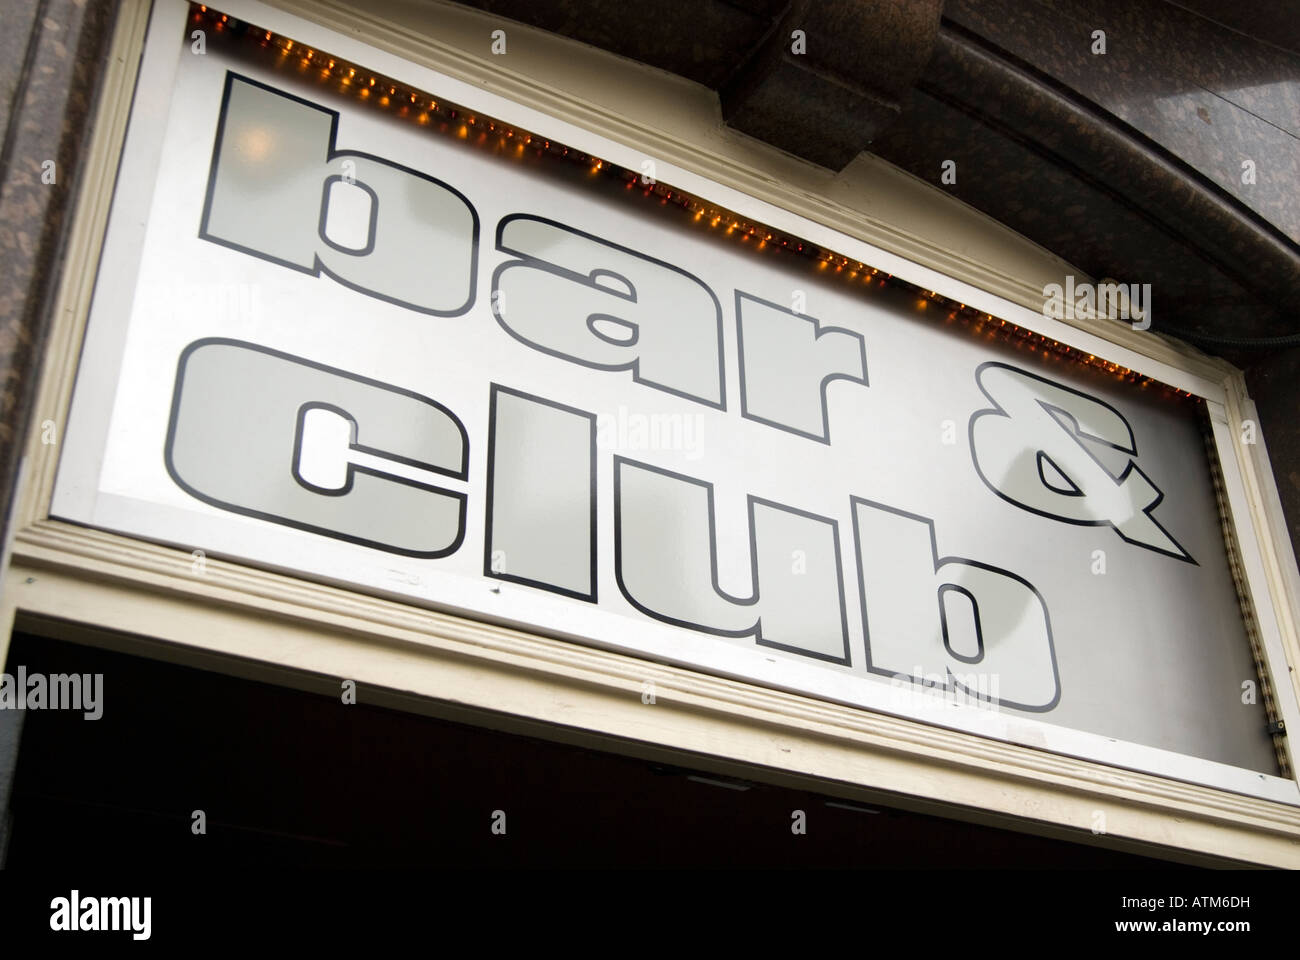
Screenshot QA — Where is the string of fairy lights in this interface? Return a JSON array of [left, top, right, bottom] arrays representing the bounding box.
[[192, 4, 1195, 401]]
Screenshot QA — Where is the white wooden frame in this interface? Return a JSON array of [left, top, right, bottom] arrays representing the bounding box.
[[4, 0, 1300, 866]]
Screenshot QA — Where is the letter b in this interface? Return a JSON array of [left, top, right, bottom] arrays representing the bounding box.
[[852, 498, 1059, 711], [202, 73, 478, 315]]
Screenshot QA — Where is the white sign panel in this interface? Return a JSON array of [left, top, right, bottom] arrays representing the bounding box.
[[53, 1, 1294, 801]]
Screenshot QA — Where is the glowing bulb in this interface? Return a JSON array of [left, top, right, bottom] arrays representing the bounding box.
[[236, 126, 274, 162]]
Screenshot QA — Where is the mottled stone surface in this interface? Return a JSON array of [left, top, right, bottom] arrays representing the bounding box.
[[1173, 0, 1300, 56], [868, 26, 1300, 343], [719, 0, 943, 168], [0, 0, 43, 145], [0, 0, 118, 537], [945, 0, 1300, 247], [444, 0, 786, 89]]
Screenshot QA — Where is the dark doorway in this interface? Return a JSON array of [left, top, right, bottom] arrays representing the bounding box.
[[2, 630, 1172, 867]]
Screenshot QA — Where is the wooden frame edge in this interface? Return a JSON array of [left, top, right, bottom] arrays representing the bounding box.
[[1221, 371, 1300, 729]]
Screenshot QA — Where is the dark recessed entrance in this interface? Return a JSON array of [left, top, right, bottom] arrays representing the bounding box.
[[1, 631, 1172, 868]]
